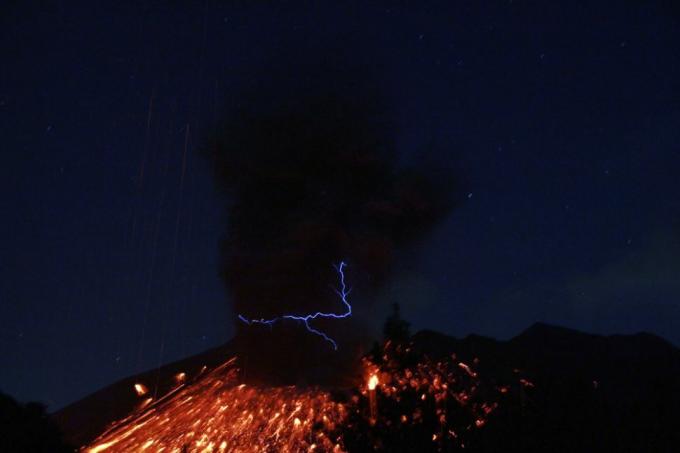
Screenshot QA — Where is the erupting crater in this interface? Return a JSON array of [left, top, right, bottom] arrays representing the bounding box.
[[84, 340, 515, 452]]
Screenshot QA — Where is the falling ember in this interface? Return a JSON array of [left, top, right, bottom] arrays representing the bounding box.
[[133, 383, 148, 396], [138, 397, 153, 411], [519, 378, 535, 388], [367, 374, 379, 424], [87, 441, 116, 453], [457, 362, 477, 378]]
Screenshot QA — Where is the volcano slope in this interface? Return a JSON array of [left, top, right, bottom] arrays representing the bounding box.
[[52, 323, 680, 452]]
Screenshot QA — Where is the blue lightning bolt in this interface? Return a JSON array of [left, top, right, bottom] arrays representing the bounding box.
[[237, 261, 352, 350]]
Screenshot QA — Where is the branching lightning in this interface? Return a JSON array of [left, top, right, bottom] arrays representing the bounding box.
[[238, 261, 352, 350]]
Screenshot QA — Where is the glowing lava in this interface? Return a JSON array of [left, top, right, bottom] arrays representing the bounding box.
[[86, 359, 346, 453]]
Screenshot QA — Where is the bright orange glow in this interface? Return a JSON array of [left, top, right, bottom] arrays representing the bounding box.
[[137, 397, 153, 411], [175, 372, 186, 383], [133, 383, 148, 396], [367, 374, 379, 391], [87, 440, 117, 453]]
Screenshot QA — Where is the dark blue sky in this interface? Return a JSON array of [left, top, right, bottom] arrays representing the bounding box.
[[1, 1, 679, 410]]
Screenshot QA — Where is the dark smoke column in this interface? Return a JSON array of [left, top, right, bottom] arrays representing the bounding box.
[[206, 65, 456, 384]]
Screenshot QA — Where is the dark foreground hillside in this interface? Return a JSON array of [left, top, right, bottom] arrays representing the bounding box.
[[0, 392, 73, 453]]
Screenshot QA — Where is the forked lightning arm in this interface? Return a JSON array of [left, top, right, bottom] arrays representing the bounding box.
[[237, 261, 352, 350]]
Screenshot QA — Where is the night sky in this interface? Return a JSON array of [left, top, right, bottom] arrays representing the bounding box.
[[2, 1, 679, 411]]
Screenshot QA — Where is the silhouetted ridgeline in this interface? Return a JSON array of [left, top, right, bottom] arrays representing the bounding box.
[[409, 323, 680, 452], [0, 392, 74, 452]]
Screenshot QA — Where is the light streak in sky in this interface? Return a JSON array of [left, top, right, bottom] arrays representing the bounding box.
[[238, 261, 352, 350]]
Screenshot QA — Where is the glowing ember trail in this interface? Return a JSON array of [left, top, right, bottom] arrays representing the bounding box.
[[367, 375, 378, 424], [133, 383, 148, 396], [367, 375, 379, 391], [237, 261, 352, 350]]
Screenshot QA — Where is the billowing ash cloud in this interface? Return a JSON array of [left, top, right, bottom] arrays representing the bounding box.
[[205, 59, 457, 382]]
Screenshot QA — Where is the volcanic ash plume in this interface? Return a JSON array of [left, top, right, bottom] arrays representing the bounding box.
[[207, 67, 456, 382]]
